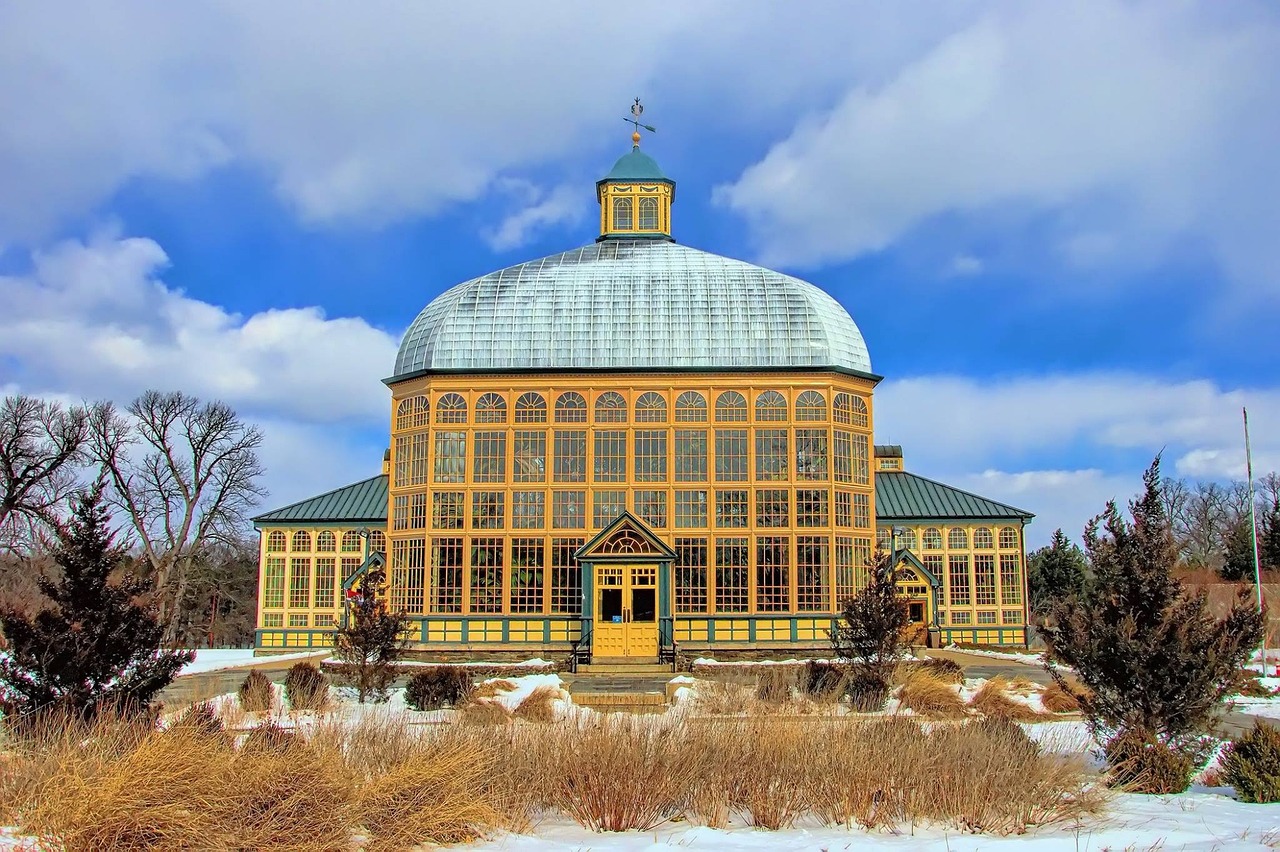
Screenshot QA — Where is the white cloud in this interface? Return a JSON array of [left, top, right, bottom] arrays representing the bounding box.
[[956, 468, 1138, 548], [0, 231, 397, 424], [716, 2, 1280, 291], [483, 183, 584, 252]]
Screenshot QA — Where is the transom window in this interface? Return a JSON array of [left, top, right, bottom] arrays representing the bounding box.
[[316, 531, 336, 553], [436, 393, 467, 424], [948, 528, 969, 549], [974, 528, 994, 549], [515, 392, 547, 423], [675, 391, 707, 422], [341, 531, 361, 553], [795, 390, 827, 421], [266, 530, 286, 552], [475, 392, 507, 424], [613, 197, 633, 230], [755, 390, 788, 422], [291, 531, 311, 551], [638, 196, 659, 230], [635, 392, 667, 422], [999, 526, 1019, 549], [594, 391, 628, 423], [715, 391, 747, 422], [923, 528, 943, 550], [555, 392, 587, 423], [395, 396, 429, 431]]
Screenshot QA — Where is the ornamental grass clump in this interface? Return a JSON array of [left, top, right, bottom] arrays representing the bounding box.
[[1220, 721, 1280, 803], [404, 666, 474, 711], [283, 662, 329, 712], [237, 669, 274, 713], [897, 670, 968, 718], [970, 678, 1046, 723]]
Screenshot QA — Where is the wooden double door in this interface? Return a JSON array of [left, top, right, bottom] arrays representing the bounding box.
[[593, 563, 659, 659]]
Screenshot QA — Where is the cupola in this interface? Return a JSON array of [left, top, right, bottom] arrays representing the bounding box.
[[596, 100, 674, 241]]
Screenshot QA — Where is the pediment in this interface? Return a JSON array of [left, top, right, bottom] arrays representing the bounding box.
[[575, 511, 676, 561]]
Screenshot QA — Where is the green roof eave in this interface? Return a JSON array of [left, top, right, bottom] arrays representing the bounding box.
[[252, 474, 389, 525], [874, 470, 1034, 522], [385, 364, 884, 387]]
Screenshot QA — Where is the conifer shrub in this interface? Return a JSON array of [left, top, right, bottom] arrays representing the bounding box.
[[830, 550, 909, 709], [283, 662, 329, 712], [1103, 727, 1194, 794], [237, 670, 274, 713], [1220, 721, 1280, 803], [333, 568, 409, 703], [404, 667, 474, 711]]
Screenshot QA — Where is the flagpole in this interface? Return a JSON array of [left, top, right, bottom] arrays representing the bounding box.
[[1245, 407, 1267, 674]]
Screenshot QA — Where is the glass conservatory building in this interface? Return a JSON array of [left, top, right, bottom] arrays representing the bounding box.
[[252, 137, 1034, 660]]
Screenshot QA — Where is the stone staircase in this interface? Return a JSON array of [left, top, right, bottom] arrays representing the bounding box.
[[563, 660, 682, 714]]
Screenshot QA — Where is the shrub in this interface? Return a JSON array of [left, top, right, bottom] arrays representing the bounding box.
[[897, 671, 967, 718], [1103, 727, 1195, 794], [844, 670, 890, 712], [470, 678, 517, 699], [283, 663, 329, 712], [919, 656, 965, 684], [1233, 672, 1274, 698], [513, 686, 560, 723], [405, 667, 474, 711], [974, 716, 1039, 758], [333, 568, 409, 703], [754, 668, 795, 704], [803, 661, 846, 700], [1221, 721, 1280, 803], [238, 670, 274, 713], [170, 702, 229, 744]]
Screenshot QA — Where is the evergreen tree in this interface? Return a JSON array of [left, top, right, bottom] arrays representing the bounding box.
[[830, 550, 908, 704], [1221, 514, 1259, 582], [333, 567, 408, 703], [1260, 495, 1280, 572], [1041, 457, 1265, 789], [0, 483, 193, 720], [1027, 528, 1088, 614]]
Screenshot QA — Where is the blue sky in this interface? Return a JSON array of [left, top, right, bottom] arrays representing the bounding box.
[[2, 1, 1279, 546]]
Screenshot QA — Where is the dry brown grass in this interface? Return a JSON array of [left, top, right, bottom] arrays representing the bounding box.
[[512, 685, 560, 723], [971, 678, 1049, 723], [1042, 679, 1084, 713], [459, 698, 513, 726], [691, 676, 755, 716], [470, 678, 517, 699], [897, 670, 969, 718]]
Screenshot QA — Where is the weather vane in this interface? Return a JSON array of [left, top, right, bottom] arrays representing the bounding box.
[[624, 97, 656, 146]]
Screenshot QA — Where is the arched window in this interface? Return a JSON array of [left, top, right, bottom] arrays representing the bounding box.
[[795, 390, 827, 421], [635, 392, 667, 422], [899, 528, 917, 550], [999, 526, 1019, 549], [395, 395, 429, 431], [851, 397, 869, 428], [291, 531, 311, 552], [638, 197, 659, 230], [755, 390, 787, 422], [974, 528, 994, 549], [923, 528, 943, 550], [316, 531, 336, 553], [833, 393, 852, 424], [948, 528, 968, 550], [514, 392, 547, 423], [475, 392, 507, 424], [368, 531, 386, 553], [267, 530, 286, 552], [594, 391, 627, 423], [555, 392, 588, 423], [436, 393, 467, 424], [675, 391, 707, 422], [613, 197, 633, 230], [715, 391, 747, 422], [340, 531, 361, 553]]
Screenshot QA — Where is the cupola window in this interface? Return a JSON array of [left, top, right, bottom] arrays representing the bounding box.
[[613, 198, 633, 231], [639, 197, 658, 230]]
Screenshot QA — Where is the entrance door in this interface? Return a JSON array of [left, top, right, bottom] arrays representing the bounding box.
[[593, 563, 660, 659]]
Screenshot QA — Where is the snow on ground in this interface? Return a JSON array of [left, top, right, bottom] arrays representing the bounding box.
[[179, 648, 324, 675], [467, 792, 1279, 851], [941, 645, 1049, 667]]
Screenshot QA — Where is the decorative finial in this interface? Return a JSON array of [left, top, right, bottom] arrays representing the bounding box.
[[624, 97, 656, 148]]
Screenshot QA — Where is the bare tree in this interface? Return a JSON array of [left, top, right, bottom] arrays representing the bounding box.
[[0, 395, 93, 552], [89, 391, 265, 643]]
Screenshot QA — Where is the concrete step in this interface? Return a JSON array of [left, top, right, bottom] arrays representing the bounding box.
[[571, 690, 670, 715], [577, 662, 673, 674]]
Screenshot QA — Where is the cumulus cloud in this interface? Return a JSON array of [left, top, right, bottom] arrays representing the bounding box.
[[716, 2, 1280, 291], [483, 182, 585, 252], [0, 231, 398, 423]]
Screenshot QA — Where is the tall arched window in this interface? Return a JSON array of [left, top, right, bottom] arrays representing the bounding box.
[[923, 528, 943, 550], [675, 391, 707, 422], [395, 396, 429, 431], [795, 390, 827, 421], [851, 397, 869, 428], [291, 531, 311, 552], [267, 530, 286, 552], [316, 531, 336, 552], [515, 392, 547, 423], [635, 392, 667, 422], [436, 393, 468, 424], [833, 393, 853, 425], [555, 392, 587, 423], [613, 197, 633, 230], [974, 528, 994, 549], [755, 390, 787, 422], [638, 197, 658, 230], [715, 391, 747, 422], [999, 527, 1019, 549], [340, 531, 361, 553], [948, 528, 968, 550], [368, 531, 386, 553], [594, 391, 627, 423], [475, 392, 507, 424]]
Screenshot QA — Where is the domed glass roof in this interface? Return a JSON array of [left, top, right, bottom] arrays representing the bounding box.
[[391, 240, 871, 380]]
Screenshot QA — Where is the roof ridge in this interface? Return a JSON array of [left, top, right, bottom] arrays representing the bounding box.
[[878, 469, 1034, 519], [253, 473, 387, 522]]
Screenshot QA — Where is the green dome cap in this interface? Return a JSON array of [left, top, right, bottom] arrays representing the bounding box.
[[602, 146, 670, 182]]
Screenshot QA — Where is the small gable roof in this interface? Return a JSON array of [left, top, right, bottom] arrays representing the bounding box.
[[253, 475, 388, 525], [576, 511, 677, 561], [875, 471, 1033, 522]]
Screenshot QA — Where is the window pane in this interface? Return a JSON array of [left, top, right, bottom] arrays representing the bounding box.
[[797, 536, 829, 612], [635, 392, 667, 422], [510, 538, 545, 613], [675, 429, 707, 482], [514, 392, 547, 423], [553, 430, 586, 482], [715, 391, 747, 422], [514, 430, 546, 482], [795, 429, 828, 481], [949, 555, 971, 606], [555, 392, 587, 423], [635, 490, 667, 527], [593, 490, 626, 528], [715, 537, 749, 613], [512, 491, 545, 529], [430, 538, 464, 614], [795, 391, 826, 421], [470, 537, 504, 613], [715, 489, 749, 528], [595, 392, 627, 422], [432, 492, 465, 529], [714, 429, 748, 481], [756, 488, 789, 527], [551, 538, 584, 615], [473, 431, 506, 483], [471, 491, 504, 529], [675, 537, 708, 613], [756, 536, 790, 612], [475, 392, 507, 424], [796, 489, 829, 527], [552, 490, 586, 529], [755, 429, 789, 481], [635, 430, 668, 482], [675, 391, 707, 422], [675, 490, 707, 528], [594, 431, 626, 482], [433, 432, 465, 483]]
